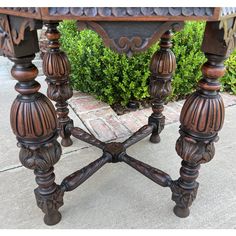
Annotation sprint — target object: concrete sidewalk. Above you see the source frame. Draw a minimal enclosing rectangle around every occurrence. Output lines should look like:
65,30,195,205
0,56,236,228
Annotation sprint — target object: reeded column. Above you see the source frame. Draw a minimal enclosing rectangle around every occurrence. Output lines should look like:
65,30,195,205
43,22,73,147
171,52,226,217
148,30,176,143
10,54,64,225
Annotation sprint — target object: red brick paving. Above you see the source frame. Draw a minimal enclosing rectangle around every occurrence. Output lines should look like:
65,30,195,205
68,92,236,142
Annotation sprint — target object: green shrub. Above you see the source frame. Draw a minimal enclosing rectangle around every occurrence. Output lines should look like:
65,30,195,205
221,49,236,94
58,20,236,106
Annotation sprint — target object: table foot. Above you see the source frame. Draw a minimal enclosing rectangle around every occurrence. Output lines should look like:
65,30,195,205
149,133,161,143
173,206,190,218
61,137,73,147
44,211,62,226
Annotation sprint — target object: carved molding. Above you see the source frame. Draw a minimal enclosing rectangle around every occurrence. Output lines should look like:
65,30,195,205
0,14,14,56
49,7,215,17
78,21,183,56
11,18,36,45
219,17,236,52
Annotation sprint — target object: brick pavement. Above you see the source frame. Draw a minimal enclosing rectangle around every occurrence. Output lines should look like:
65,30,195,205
69,91,236,142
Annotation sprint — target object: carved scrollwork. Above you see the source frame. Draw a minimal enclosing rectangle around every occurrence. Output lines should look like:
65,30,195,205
219,17,236,53
11,18,36,45
78,21,183,56
0,14,14,56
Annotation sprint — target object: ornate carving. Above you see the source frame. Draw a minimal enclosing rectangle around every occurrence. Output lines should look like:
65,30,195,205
78,21,183,56
180,92,225,136
48,7,214,17
61,155,111,192
176,135,215,164
10,54,63,225
11,18,35,45
46,79,72,103
122,155,172,187
35,184,64,225
70,127,105,149
172,44,227,217
221,7,236,16
123,124,154,148
35,186,64,214
43,22,73,147
171,180,199,209
148,30,176,143
0,14,14,56
219,17,236,53
43,51,70,78
19,140,62,170
10,93,57,142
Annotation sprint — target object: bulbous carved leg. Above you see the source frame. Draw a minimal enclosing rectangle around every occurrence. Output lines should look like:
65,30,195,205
10,55,64,225
148,30,176,143
43,21,73,147
171,52,226,217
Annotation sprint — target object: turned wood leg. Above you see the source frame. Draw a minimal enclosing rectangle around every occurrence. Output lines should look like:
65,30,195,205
171,51,226,218
10,55,64,225
43,21,73,147
148,30,176,143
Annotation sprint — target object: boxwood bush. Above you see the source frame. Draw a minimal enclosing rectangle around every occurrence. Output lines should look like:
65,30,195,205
58,20,236,106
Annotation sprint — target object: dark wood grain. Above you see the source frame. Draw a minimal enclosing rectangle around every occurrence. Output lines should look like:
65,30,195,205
9,54,63,226
171,21,232,218
43,22,73,147
121,154,172,187
148,30,176,143
61,155,111,192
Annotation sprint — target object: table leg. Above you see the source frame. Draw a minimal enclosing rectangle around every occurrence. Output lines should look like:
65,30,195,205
148,30,176,143
171,48,226,218
43,21,73,147
9,54,64,225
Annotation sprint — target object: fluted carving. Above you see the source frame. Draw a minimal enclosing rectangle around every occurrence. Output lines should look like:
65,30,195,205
43,51,70,78
43,22,73,147
180,92,224,135
148,30,176,143
10,93,57,141
10,54,63,226
172,50,227,217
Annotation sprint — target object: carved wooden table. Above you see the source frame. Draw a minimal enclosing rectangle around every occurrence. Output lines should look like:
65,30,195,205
0,7,236,226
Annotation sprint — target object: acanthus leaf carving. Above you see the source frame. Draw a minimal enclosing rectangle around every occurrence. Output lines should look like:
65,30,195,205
0,14,14,56
171,180,199,209
219,17,236,53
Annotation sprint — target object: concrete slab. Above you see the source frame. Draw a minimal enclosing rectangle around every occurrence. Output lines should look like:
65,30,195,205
0,107,236,228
